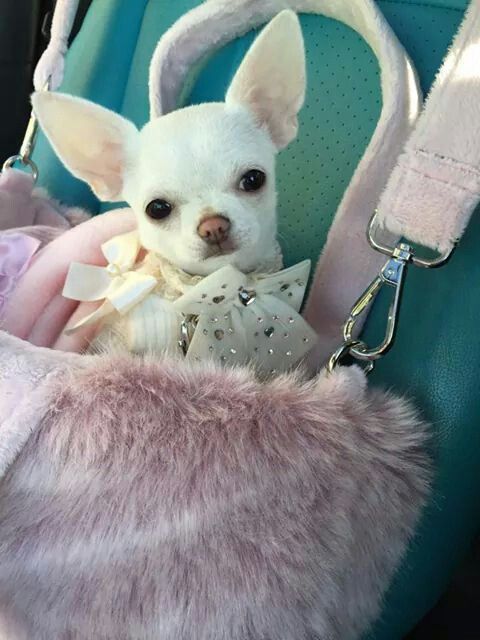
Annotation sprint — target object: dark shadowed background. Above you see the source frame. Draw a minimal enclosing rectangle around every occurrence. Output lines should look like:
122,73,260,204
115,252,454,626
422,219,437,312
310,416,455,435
0,0,92,163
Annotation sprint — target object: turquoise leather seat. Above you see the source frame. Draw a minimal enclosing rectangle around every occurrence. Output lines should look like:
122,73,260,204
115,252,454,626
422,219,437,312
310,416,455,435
32,1,476,637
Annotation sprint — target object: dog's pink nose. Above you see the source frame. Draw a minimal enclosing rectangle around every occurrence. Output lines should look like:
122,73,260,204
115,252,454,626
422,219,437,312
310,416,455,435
197,215,231,244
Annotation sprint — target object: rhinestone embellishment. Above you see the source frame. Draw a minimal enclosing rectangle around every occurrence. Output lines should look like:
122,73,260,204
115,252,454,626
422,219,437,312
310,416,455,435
264,327,274,338
238,289,256,306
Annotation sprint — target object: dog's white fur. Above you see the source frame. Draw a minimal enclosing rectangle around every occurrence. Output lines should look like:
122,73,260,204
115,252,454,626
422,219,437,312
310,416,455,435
32,10,306,276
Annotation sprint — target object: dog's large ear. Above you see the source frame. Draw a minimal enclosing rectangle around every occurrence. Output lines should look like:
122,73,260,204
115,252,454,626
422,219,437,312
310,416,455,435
31,92,139,201
225,10,306,150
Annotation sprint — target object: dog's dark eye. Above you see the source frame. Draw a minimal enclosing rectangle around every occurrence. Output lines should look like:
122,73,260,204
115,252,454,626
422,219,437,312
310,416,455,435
239,169,266,193
145,199,173,220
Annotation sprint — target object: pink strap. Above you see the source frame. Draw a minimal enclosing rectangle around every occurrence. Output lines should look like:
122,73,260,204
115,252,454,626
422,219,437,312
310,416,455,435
376,0,480,253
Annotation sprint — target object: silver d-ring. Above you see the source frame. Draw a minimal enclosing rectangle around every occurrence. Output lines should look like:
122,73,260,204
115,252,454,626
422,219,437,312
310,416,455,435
326,340,374,375
367,211,454,269
2,155,39,182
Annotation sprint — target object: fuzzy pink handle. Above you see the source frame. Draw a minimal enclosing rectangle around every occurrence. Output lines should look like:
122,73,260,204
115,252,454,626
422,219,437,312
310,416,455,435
33,0,80,90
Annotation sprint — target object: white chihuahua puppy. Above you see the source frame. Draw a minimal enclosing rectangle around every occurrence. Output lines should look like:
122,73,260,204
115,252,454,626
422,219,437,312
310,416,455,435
32,11,306,278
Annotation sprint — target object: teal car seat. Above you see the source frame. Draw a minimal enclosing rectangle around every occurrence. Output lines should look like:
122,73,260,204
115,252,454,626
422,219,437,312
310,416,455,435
31,1,477,638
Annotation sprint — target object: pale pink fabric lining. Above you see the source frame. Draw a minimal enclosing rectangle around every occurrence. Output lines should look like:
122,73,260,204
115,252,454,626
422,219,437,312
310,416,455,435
0,209,136,352
376,1,480,253
0,234,40,313
0,168,88,231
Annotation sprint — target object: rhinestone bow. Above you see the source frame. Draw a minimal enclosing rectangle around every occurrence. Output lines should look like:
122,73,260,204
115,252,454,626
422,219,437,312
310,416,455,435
173,261,317,374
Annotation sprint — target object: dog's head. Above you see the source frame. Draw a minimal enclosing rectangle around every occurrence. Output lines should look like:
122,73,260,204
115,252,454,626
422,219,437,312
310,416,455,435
32,11,306,276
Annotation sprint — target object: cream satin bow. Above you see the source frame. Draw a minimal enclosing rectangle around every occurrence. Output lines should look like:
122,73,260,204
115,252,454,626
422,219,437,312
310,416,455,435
173,261,317,374
63,231,158,333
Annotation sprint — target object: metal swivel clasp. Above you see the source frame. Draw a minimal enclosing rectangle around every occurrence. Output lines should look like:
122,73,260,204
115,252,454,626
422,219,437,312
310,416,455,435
343,243,413,361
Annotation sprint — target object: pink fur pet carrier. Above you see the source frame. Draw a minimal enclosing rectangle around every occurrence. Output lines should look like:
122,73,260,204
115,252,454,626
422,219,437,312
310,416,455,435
1,0,479,638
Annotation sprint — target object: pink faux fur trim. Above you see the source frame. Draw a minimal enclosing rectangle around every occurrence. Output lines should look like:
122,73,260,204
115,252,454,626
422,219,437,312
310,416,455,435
0,342,431,639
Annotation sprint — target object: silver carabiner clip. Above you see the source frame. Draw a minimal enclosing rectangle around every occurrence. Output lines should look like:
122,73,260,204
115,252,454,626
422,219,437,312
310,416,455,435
2,111,40,181
1,82,48,182
343,243,413,361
